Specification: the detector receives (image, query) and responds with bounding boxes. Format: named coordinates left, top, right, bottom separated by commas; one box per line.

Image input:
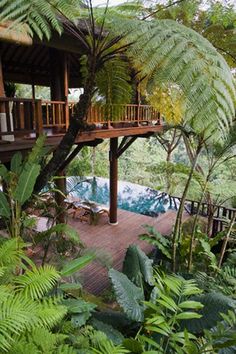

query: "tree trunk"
left=172, top=141, right=202, bottom=272
left=218, top=213, right=236, bottom=268
left=187, top=179, right=208, bottom=272
left=34, top=73, right=95, bottom=193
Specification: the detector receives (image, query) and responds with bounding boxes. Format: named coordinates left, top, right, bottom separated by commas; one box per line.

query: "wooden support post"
left=35, top=100, right=43, bottom=137
left=0, top=49, right=6, bottom=139
left=32, top=84, right=35, bottom=100
left=64, top=53, right=69, bottom=129
left=55, top=169, right=66, bottom=224
left=109, top=137, right=118, bottom=225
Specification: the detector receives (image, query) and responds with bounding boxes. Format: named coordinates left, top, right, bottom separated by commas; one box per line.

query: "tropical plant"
left=0, top=237, right=97, bottom=353
left=0, top=0, right=78, bottom=40
left=0, top=135, right=47, bottom=239
left=1, top=1, right=235, bottom=197
left=134, top=272, right=203, bottom=353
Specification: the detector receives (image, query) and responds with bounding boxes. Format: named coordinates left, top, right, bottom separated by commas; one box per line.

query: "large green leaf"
left=0, top=191, right=10, bottom=219
left=0, top=164, right=9, bottom=183
left=10, top=152, right=22, bottom=175
left=183, top=292, right=236, bottom=333
left=63, top=298, right=96, bottom=328
left=27, top=135, right=47, bottom=165
left=13, top=163, right=40, bottom=205
left=92, top=319, right=124, bottom=345
left=60, top=254, right=94, bottom=277
left=122, top=245, right=154, bottom=287
left=109, top=269, right=145, bottom=322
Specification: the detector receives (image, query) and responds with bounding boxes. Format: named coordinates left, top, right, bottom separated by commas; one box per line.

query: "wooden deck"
left=68, top=208, right=188, bottom=295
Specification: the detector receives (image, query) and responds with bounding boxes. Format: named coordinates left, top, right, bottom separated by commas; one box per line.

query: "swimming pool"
left=67, top=177, right=178, bottom=217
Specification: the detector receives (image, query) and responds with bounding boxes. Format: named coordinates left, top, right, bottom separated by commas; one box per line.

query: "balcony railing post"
left=35, top=99, right=43, bottom=137
left=65, top=99, right=69, bottom=129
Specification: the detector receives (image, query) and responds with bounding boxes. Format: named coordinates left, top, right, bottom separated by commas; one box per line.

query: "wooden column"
left=55, top=169, right=66, bottom=224
left=64, top=53, right=69, bottom=129
left=50, top=49, right=69, bottom=131
left=50, top=48, right=64, bottom=100
left=109, top=137, right=118, bottom=225
left=0, top=50, right=5, bottom=111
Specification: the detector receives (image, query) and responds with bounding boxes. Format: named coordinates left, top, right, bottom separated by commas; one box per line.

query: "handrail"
left=0, top=97, right=161, bottom=138
left=0, top=97, right=40, bottom=103
left=170, top=194, right=236, bottom=236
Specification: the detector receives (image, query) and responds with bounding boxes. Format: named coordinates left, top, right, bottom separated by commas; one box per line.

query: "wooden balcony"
left=0, top=97, right=163, bottom=163
left=0, top=97, right=161, bottom=139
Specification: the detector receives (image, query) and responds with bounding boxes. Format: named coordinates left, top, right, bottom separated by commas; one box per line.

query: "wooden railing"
left=170, top=195, right=236, bottom=236
left=0, top=97, right=42, bottom=137
left=0, top=98, right=161, bottom=139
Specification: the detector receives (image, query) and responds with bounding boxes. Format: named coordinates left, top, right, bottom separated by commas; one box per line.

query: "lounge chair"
left=65, top=198, right=109, bottom=224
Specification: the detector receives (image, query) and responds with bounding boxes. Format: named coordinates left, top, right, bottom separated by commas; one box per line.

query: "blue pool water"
left=67, top=177, right=178, bottom=217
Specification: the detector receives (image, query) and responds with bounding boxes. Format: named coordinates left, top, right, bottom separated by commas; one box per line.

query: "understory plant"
left=0, top=236, right=101, bottom=353
left=106, top=245, right=236, bottom=353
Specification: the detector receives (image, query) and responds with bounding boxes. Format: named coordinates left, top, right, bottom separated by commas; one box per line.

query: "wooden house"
left=0, top=23, right=163, bottom=224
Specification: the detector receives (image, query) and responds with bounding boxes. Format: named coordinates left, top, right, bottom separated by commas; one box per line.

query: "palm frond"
left=14, top=265, right=60, bottom=300
left=0, top=238, right=28, bottom=270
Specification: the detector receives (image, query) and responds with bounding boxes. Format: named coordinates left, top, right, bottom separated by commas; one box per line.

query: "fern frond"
left=96, top=57, right=132, bottom=106
left=0, top=0, right=78, bottom=40
left=108, top=17, right=235, bottom=140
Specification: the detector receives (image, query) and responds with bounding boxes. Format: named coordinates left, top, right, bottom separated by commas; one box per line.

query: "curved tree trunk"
left=187, top=179, right=208, bottom=272
left=34, top=73, right=96, bottom=193
left=172, top=141, right=203, bottom=272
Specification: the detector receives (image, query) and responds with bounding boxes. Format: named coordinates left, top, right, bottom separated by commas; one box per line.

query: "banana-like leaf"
left=27, top=135, right=47, bottom=165
left=0, top=164, right=9, bottom=183
left=109, top=269, right=145, bottom=322
left=60, top=254, right=94, bottom=277
left=10, top=152, right=22, bottom=175
left=0, top=191, right=10, bottom=219
left=122, top=245, right=154, bottom=287
left=13, top=163, right=40, bottom=205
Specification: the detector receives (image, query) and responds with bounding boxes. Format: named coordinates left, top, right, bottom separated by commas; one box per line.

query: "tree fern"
left=95, top=57, right=132, bottom=106
left=108, top=17, right=236, bottom=140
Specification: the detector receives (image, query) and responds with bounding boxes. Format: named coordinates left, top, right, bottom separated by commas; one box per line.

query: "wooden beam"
left=0, top=48, right=6, bottom=118
left=117, top=136, right=137, bottom=158
left=60, top=138, right=103, bottom=171
left=109, top=137, right=118, bottom=225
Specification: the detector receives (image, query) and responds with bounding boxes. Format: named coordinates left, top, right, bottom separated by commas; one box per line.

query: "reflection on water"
left=67, top=176, right=178, bottom=217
